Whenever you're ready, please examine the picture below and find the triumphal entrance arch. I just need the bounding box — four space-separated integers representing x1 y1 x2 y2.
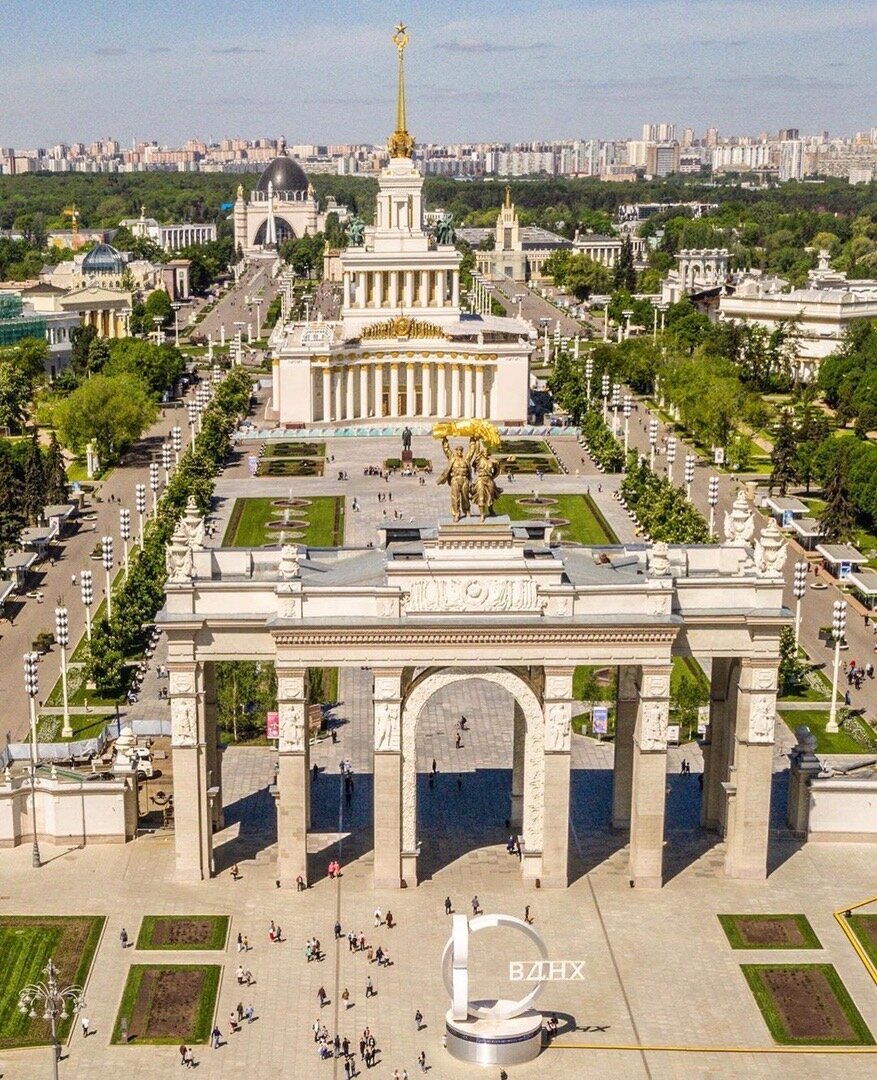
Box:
158 508 789 891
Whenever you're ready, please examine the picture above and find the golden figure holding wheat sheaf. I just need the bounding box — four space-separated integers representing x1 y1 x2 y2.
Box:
433 419 502 523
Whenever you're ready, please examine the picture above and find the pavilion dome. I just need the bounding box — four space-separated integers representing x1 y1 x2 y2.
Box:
82 243 125 275
256 153 309 195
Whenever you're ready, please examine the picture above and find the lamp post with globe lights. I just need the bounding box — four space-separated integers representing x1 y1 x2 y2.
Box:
171 425 182 466
684 454 695 502
55 606 71 738
80 570 94 643
793 560 808 647
666 437 677 483
135 484 147 547
827 600 847 734
18 958 84 1080
187 401 198 445
611 384 620 435
23 651 41 868
149 463 160 519
623 395 632 454
648 419 659 470
119 508 131 580
101 536 114 619
708 476 719 537
584 356 593 404
601 373 610 422
161 442 172 486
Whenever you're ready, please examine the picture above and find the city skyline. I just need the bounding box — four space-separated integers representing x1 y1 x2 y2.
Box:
1 0 875 147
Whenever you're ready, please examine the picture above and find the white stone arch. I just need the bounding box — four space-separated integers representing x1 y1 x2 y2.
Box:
400 666 545 860
252 215 297 247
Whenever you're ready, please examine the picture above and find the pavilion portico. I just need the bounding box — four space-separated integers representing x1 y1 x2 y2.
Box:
158 516 789 891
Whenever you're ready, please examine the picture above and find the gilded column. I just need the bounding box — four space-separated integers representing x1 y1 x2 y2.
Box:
275 667 310 888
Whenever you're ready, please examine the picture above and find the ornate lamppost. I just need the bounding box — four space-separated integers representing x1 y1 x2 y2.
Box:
55 607 71 738
623 396 632 454
171 426 182 466
684 454 696 501
611 384 620 435
584 356 593 404
827 600 847 733
793 560 808 647
119 508 131 580
648 418 658 470
601 373 610 422
23 651 41 868
666 437 676 483
161 442 172 486
18 958 84 1079
80 571 93 642
149 463 160 519
135 484 147 546
187 401 198 445
101 536 114 619
708 476 719 537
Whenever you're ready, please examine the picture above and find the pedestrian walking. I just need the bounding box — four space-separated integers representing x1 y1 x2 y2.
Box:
360 1036 366 1060
345 1059 353 1078
374 907 382 927
385 910 394 929
472 895 480 915
314 1019 321 1042
415 1008 423 1030
211 1025 222 1048
236 1002 244 1022
431 758 437 775
179 1044 187 1066
335 920 342 939
342 1036 350 1057
418 1049 427 1072
348 930 356 951
81 1015 91 1038
444 896 453 915
184 1046 195 1068
243 935 250 951
524 904 532 924
318 985 328 1008
366 975 375 998
120 927 128 949
334 1033 342 1057
236 931 244 952
342 986 350 1008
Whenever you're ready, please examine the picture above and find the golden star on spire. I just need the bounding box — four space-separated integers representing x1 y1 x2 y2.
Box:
387 22 415 158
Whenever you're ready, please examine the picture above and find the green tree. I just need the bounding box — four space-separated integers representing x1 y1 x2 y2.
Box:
0 449 25 556
22 429 46 523
215 661 278 742
0 359 33 432
105 338 185 396
70 324 98 372
778 627 808 695
818 444 857 543
54 372 158 465
673 672 709 734
565 253 611 299
613 235 636 292
770 409 797 495
44 430 69 505
143 289 173 331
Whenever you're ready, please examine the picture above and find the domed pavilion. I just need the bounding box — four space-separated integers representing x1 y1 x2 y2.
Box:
234 149 326 252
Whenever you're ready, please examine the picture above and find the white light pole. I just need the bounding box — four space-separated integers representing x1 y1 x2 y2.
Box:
253 296 263 339
161 442 172 486
101 536 114 620
793 560 808 647
648 419 659 470
212 364 222 385
621 308 633 341
611 383 620 434
187 401 198 444
23 651 41 868
827 600 847 733
80 570 93 642
119 508 131 580
659 303 668 335
135 484 147 546
171 302 182 347
55 606 71 738
585 356 593 404
708 476 719 537
601 373 610 422
149 463 160 519
171 426 182 465
666 437 677 483
623 396 632 454
18 958 84 1080
684 454 695 501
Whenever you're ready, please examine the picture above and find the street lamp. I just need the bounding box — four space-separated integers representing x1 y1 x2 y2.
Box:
212 364 222 385
161 442 172 486
119 508 131 580
23 651 41 868
80 570 93 642
585 356 593 404
648 419 659 470
54 607 71 738
611 384 620 433
171 302 182 347
101 536 114 619
623 395 632 454
666 437 677 482
658 303 668 335
793 560 808 647
135 484 147 547
708 476 719 537
149 463 160 519
18 958 84 1080
621 309 633 342
152 315 164 347
601 373 610 422
171 426 182 466
827 600 847 733
187 401 198 444
684 454 695 501
252 296 263 339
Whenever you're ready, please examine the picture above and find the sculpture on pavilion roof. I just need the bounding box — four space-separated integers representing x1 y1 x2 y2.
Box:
435 212 456 246
387 23 415 159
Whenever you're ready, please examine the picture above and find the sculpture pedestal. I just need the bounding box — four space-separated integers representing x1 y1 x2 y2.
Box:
401 449 413 465
445 1006 543 1066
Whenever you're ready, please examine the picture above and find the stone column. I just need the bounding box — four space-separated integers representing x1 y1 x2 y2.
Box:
510 705 525 830
374 670 404 888
276 666 310 888
345 365 355 419
321 365 332 422
375 271 384 308
405 364 416 417
437 364 447 416
452 271 460 308
343 274 352 309
612 666 638 829
542 668 573 888
423 362 433 416
375 363 385 418
203 662 223 832
725 660 778 880
404 270 414 307
701 658 735 830
389 364 400 418
359 364 370 419
356 272 366 308
475 365 485 417
629 665 671 888
389 271 399 309
463 365 474 416
419 270 429 306
450 364 461 417
170 662 213 880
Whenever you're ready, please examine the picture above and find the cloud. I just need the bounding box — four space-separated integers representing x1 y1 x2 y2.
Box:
93 46 126 56
212 46 266 55
436 40 552 54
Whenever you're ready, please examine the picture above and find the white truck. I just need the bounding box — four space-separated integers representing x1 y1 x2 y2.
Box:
114 745 155 779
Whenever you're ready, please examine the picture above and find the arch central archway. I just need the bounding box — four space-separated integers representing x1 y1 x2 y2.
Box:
400 666 548 886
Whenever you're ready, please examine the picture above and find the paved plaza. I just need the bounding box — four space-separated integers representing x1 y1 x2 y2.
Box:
3 669 876 1079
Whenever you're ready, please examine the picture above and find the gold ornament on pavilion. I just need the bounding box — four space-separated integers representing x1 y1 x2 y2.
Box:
387 22 415 158
361 316 446 341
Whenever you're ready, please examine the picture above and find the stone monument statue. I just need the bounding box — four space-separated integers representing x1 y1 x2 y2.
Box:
402 426 413 452
346 217 365 247
434 212 456 245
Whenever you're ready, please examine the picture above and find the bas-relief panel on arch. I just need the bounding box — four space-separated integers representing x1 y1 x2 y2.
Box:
171 697 197 747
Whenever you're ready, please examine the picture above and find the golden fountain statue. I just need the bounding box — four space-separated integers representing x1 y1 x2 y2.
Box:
433 419 502 522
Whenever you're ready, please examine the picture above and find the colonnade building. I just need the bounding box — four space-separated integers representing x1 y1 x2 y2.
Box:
267 35 532 426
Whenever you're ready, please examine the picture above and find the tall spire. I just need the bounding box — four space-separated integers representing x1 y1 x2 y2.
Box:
387 22 415 159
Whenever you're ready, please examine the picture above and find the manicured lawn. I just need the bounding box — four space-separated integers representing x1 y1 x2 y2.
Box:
223 496 344 548
257 458 324 477
0 915 105 1049
261 441 325 458
741 964 874 1045
499 439 551 455
136 916 229 951
776 707 876 754
719 914 822 950
496 455 560 475
847 914 877 968
492 493 617 545
112 965 220 1045
37 711 112 743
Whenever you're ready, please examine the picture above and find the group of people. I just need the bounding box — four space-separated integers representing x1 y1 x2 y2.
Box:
305 937 323 963
234 963 254 984
844 659 873 694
